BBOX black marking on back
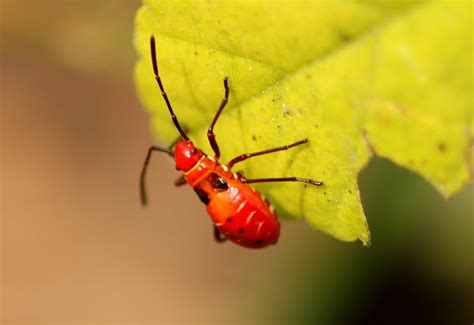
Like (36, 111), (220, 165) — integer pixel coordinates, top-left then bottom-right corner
(208, 172), (228, 190)
(194, 187), (210, 205)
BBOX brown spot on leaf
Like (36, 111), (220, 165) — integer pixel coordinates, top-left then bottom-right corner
(437, 142), (447, 152)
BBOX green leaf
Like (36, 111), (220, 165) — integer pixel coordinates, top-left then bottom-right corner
(134, 0), (472, 245)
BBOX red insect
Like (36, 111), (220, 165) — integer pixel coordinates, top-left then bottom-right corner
(140, 35), (323, 249)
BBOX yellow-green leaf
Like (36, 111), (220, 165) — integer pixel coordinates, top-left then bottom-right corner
(134, 0), (472, 245)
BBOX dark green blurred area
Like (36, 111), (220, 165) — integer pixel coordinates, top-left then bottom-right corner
(254, 158), (473, 324)
(1, 1), (472, 323)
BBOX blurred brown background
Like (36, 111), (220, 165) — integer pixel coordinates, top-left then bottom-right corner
(1, 0), (472, 323)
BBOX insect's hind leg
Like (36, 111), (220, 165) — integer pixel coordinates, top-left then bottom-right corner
(240, 176), (323, 187)
(213, 225), (227, 243)
(207, 77), (229, 160)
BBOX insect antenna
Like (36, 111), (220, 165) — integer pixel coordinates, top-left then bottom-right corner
(150, 35), (189, 141)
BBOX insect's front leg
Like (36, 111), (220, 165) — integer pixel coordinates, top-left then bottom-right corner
(207, 78), (230, 160)
(140, 145), (174, 206)
(174, 176), (187, 187)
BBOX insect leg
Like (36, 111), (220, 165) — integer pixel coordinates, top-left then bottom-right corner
(174, 176), (187, 187)
(140, 145), (174, 206)
(227, 139), (308, 168)
(213, 225), (227, 243)
(241, 176), (323, 187)
(207, 77), (229, 160)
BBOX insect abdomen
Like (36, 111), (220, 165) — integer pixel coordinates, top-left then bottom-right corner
(207, 184), (280, 248)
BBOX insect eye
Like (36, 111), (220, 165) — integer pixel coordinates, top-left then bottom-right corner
(209, 173), (228, 190)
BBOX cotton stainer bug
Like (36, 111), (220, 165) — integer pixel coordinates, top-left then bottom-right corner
(140, 35), (323, 249)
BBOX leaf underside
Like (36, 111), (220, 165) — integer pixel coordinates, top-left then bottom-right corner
(134, 0), (473, 245)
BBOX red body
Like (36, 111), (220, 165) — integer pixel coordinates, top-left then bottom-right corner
(175, 140), (280, 248)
